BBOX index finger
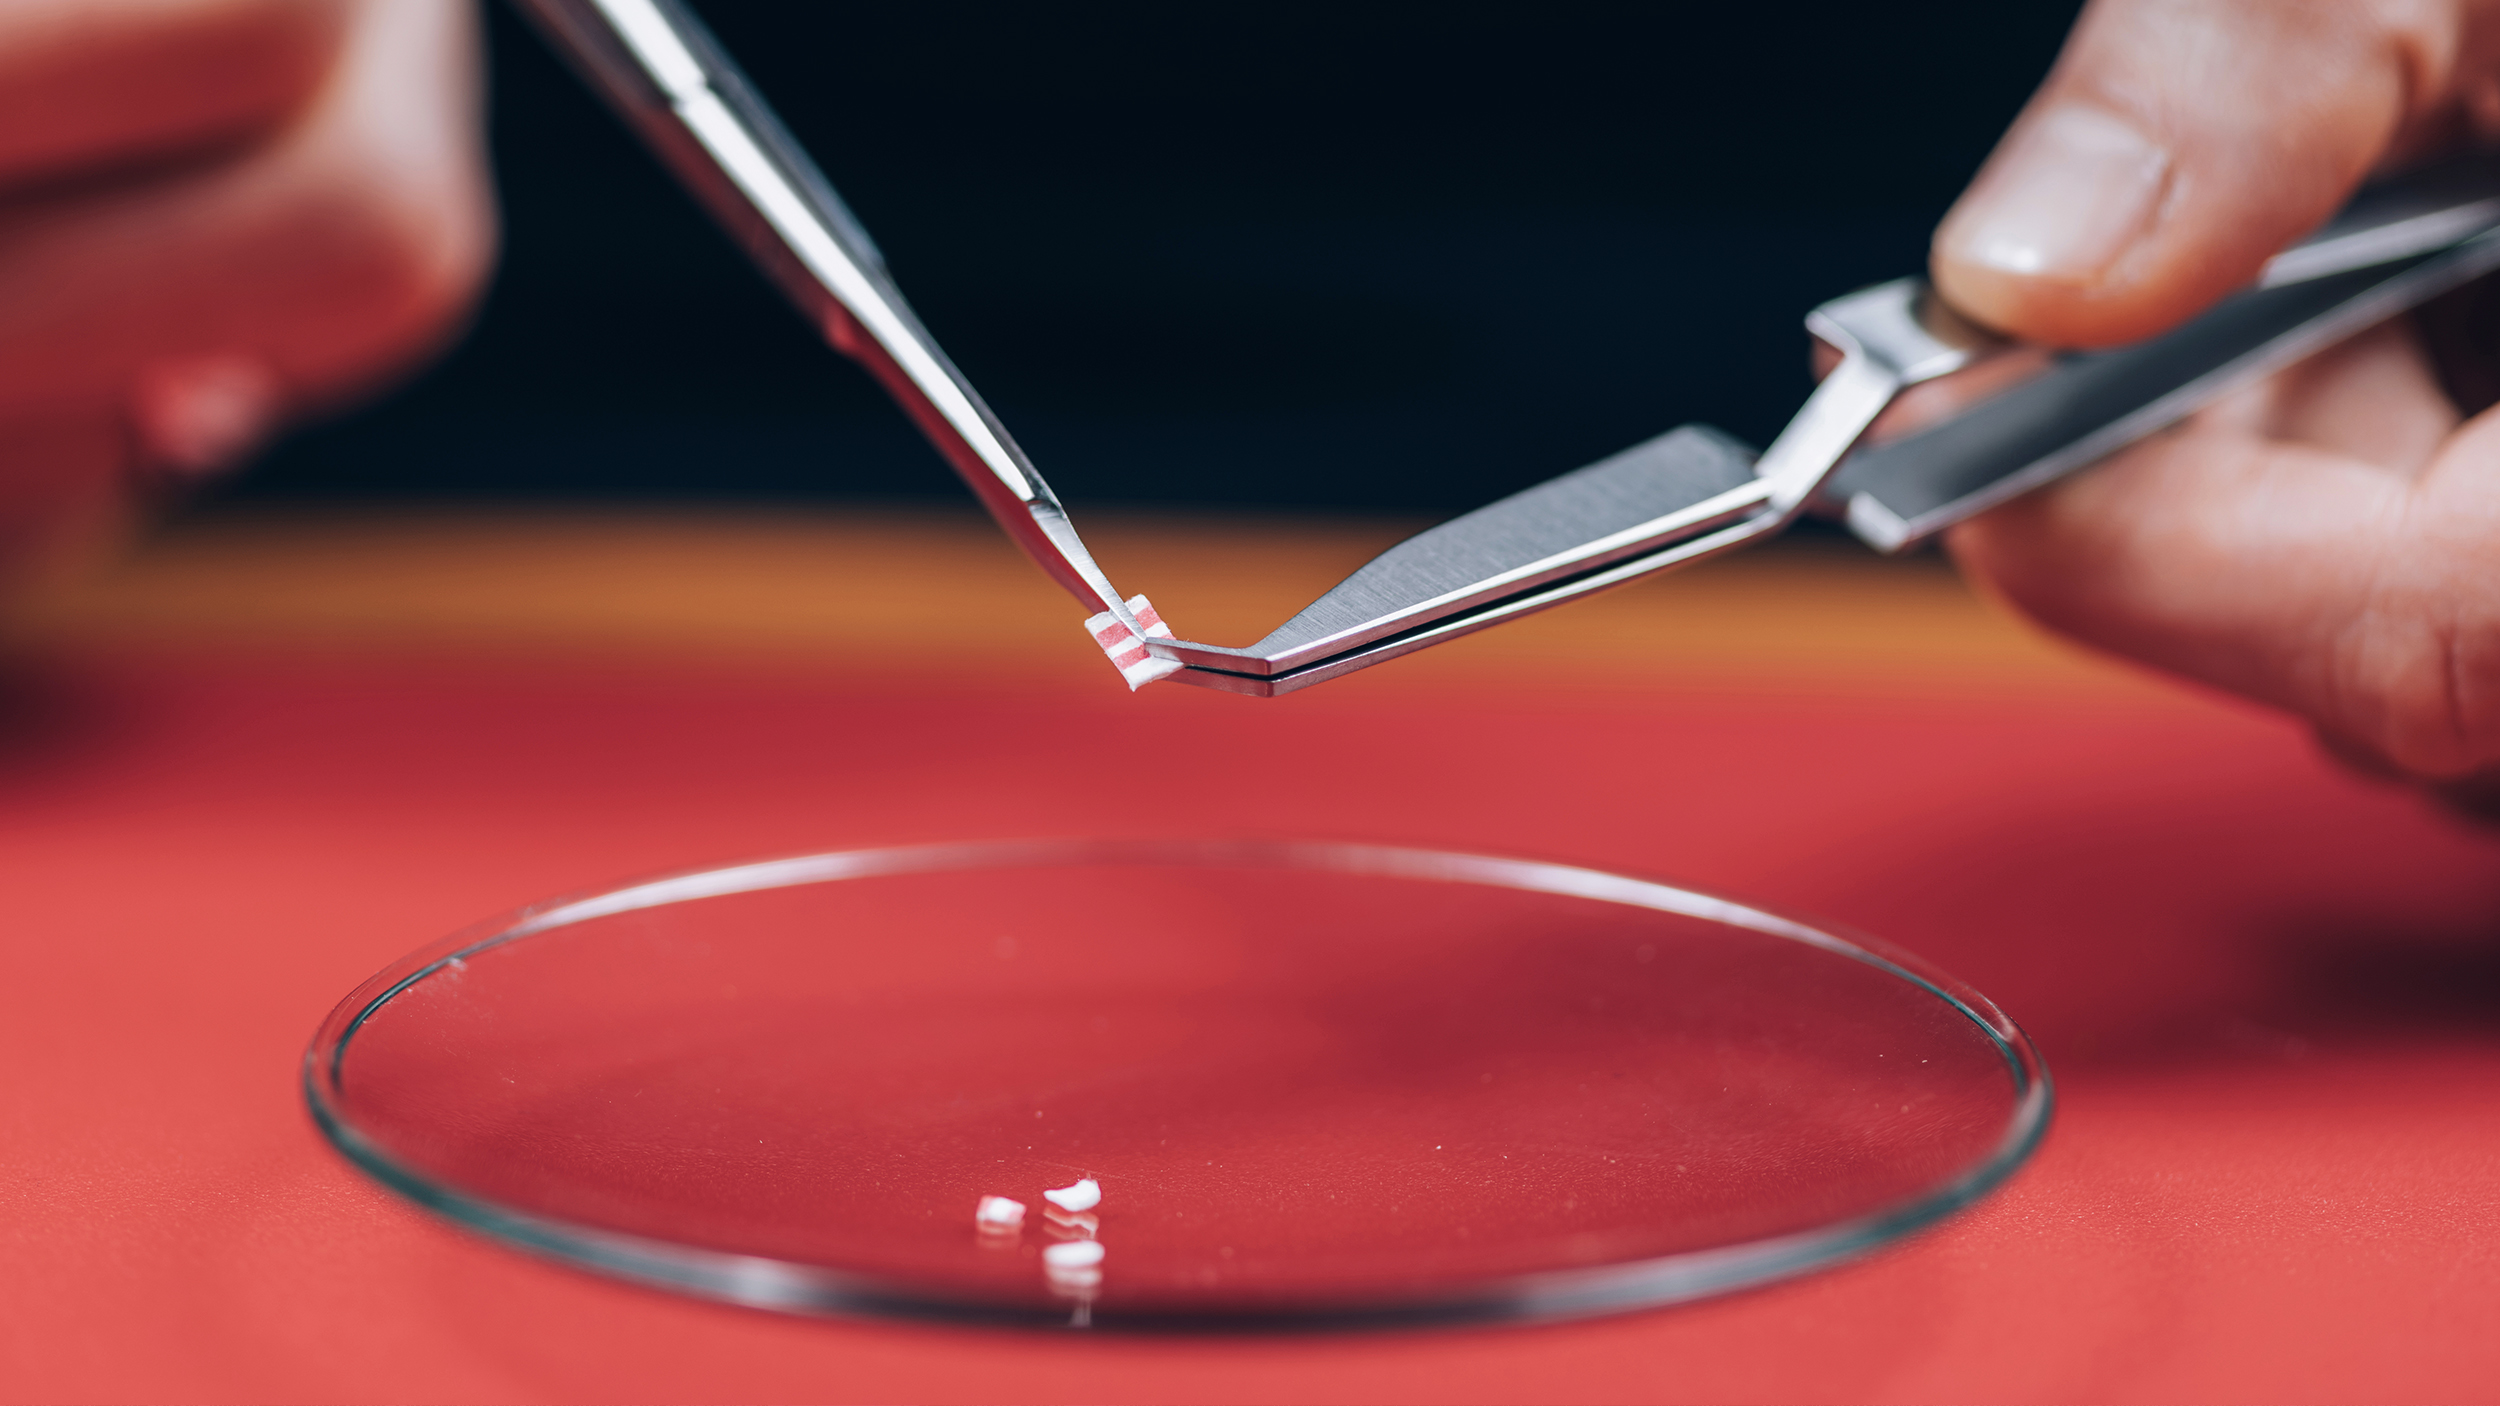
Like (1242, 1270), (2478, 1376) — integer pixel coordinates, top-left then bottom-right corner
(1929, 0), (2487, 348)
(0, 0), (343, 189)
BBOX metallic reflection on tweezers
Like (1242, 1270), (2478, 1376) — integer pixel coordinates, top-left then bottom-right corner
(521, 0), (2500, 697)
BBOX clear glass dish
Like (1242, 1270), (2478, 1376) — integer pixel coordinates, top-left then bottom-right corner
(304, 839), (2050, 1328)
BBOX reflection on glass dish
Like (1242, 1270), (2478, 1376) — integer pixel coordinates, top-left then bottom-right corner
(303, 839), (2051, 1329)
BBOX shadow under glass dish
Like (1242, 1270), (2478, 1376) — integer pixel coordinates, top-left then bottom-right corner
(305, 840), (2050, 1328)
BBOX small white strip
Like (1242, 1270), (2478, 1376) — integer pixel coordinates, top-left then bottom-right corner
(1042, 1178), (1102, 1212)
(1082, 596), (1185, 690)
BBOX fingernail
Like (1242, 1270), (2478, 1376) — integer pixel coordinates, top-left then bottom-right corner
(1938, 106), (2171, 281)
(129, 353), (285, 478)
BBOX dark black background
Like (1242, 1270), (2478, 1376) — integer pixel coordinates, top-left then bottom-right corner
(226, 2), (2085, 513)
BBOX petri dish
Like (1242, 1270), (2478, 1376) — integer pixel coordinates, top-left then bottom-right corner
(305, 839), (2050, 1328)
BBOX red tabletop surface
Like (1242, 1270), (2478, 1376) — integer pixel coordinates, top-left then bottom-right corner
(2, 508), (2495, 1404)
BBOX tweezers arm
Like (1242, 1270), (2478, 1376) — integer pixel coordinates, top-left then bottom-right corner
(1821, 152), (2500, 550)
(1823, 234), (2500, 550)
(509, 0), (1123, 610)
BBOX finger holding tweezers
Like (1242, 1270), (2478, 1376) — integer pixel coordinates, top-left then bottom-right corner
(510, 0), (2500, 699)
(1165, 152), (2500, 696)
(1819, 151), (2500, 549)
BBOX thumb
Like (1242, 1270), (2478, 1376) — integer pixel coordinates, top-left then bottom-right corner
(1944, 392), (2500, 782)
(1931, 0), (2448, 348)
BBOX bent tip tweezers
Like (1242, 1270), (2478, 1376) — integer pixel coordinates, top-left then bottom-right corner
(524, 0), (2500, 697)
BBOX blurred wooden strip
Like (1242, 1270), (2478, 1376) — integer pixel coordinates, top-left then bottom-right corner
(4, 504), (2161, 696)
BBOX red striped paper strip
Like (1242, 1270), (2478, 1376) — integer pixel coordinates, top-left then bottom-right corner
(1082, 594), (1183, 690)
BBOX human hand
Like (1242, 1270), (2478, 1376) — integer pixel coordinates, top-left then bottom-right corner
(1930, 0), (2500, 816)
(0, 0), (493, 583)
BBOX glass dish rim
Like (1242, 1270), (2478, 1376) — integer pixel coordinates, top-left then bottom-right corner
(303, 836), (2054, 1331)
